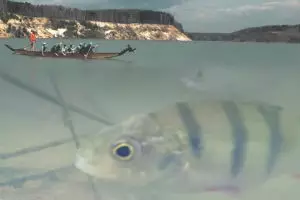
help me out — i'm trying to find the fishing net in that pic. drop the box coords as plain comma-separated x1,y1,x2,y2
0,70,112,200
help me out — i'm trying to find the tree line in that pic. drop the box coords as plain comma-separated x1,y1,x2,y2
1,0,183,31
0,0,7,13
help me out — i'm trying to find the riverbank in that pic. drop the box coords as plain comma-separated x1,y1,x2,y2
0,13,191,41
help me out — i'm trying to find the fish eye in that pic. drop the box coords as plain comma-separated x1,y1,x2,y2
112,143,134,161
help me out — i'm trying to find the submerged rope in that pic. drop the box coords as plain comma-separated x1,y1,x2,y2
49,74,101,200
0,70,105,199
0,69,113,125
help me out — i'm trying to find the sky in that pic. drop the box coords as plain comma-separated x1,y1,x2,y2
16,0,300,32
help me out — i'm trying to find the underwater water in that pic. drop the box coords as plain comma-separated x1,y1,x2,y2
0,38,300,200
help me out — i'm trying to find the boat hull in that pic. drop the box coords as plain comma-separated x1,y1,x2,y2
4,44,136,60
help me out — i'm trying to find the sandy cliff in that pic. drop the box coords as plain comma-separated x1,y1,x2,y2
0,14,191,41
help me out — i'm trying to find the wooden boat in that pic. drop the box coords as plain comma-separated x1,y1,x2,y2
4,44,136,60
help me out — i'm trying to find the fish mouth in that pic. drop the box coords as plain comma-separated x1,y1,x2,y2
74,154,95,175
74,153,119,179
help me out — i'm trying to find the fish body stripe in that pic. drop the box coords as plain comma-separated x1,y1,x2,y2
222,101,247,178
257,105,283,175
176,102,202,158
149,101,285,177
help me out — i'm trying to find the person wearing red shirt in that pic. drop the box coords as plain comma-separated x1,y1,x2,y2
29,30,37,51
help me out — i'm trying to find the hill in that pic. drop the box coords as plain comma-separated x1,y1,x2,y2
186,24,300,43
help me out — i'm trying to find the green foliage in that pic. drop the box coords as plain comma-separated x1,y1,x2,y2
50,18,77,29
64,29,79,38
84,30,105,39
79,20,99,31
0,12,19,24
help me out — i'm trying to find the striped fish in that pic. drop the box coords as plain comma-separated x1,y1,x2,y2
74,100,300,192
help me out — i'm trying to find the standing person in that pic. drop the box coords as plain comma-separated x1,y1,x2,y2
29,30,37,51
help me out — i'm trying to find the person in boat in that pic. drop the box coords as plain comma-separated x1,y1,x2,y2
41,42,47,56
75,43,83,53
42,42,47,51
66,44,75,53
61,44,67,55
50,43,65,56
78,43,87,54
83,42,96,54
28,30,37,51
50,44,58,53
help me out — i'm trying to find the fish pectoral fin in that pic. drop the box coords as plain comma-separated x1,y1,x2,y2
183,162,190,171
